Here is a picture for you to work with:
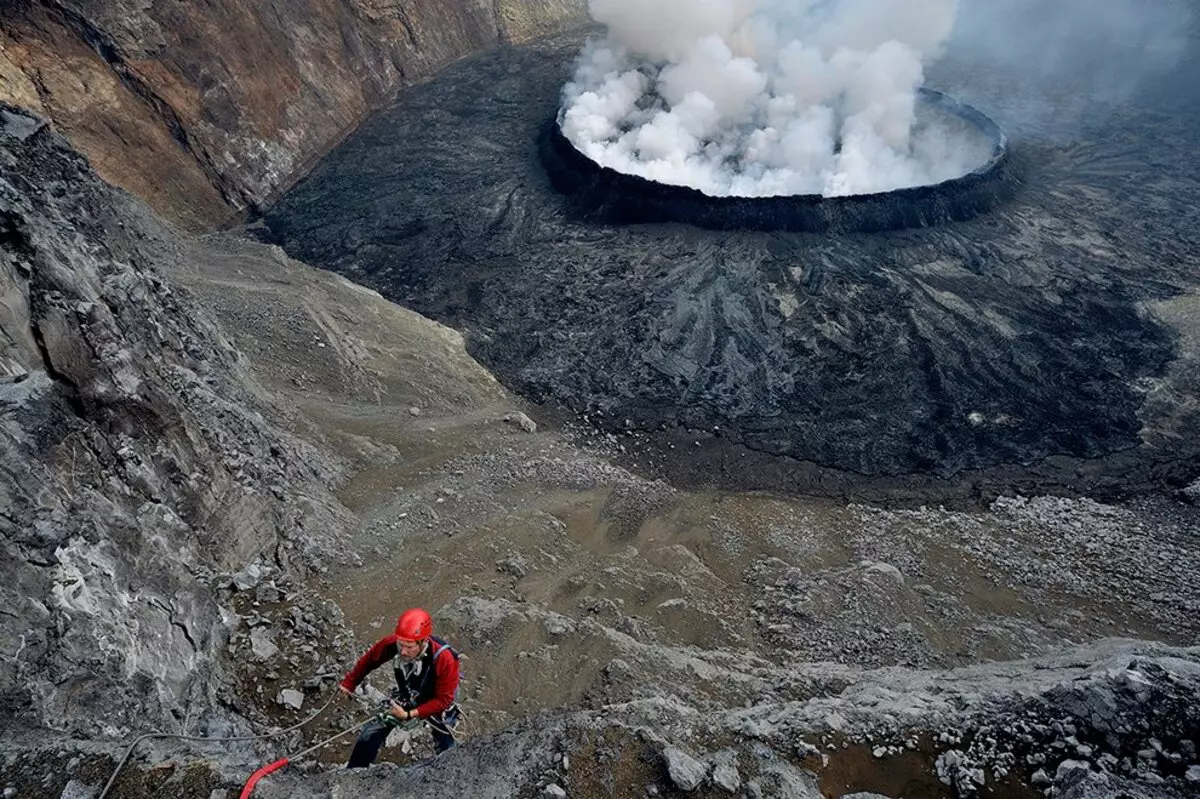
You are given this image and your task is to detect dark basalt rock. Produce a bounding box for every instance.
[264,32,1200,496]
[540,88,1011,234]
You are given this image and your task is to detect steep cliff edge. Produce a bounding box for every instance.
[0,0,587,229]
[0,101,351,740]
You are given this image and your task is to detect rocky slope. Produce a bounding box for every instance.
[0,0,587,229]
[241,640,1200,799]
[0,100,352,743]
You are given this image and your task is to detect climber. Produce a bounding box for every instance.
[338,607,461,767]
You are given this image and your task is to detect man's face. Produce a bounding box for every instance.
[398,638,423,660]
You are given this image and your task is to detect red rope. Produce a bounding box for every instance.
[238,715,373,797]
[239,758,289,799]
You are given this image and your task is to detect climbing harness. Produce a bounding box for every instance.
[374,694,465,746]
[97,692,347,799]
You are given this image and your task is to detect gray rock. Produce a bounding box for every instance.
[233,563,265,591]
[497,554,529,578]
[0,107,45,140]
[1180,480,1200,504]
[503,411,538,434]
[277,689,304,709]
[823,712,849,731]
[251,628,280,660]
[935,750,984,795]
[862,561,904,585]
[0,131,353,726]
[542,785,566,798]
[255,581,282,602]
[842,793,895,799]
[1056,759,1090,779]
[664,746,707,792]
[711,762,740,792]
[1186,765,1200,783]
[754,763,823,799]
[59,781,97,799]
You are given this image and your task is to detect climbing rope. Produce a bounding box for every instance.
[98,692,344,799]
[238,715,376,799]
[99,694,473,796]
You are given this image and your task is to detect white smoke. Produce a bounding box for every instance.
[560,0,990,197]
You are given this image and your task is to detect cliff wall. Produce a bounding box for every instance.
[0,101,350,738]
[0,0,587,229]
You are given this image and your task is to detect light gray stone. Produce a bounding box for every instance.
[250,628,280,660]
[277,688,304,709]
[232,563,264,591]
[59,781,97,799]
[711,763,740,792]
[502,411,537,433]
[664,746,707,792]
[1056,759,1090,780]
[862,561,904,585]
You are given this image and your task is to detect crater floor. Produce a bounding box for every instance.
[265,32,1200,498]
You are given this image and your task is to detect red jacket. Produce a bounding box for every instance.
[339,635,460,718]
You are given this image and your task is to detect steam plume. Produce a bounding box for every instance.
[560,0,988,197]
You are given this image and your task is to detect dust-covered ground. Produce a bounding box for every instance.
[151,228,1200,797]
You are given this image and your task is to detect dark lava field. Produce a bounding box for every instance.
[264,30,1200,500]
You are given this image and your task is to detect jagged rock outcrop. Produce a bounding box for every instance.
[0,0,588,228]
[232,640,1200,798]
[0,102,349,739]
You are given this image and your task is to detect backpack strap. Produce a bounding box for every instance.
[429,635,460,663]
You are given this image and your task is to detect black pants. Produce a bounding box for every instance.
[346,707,459,768]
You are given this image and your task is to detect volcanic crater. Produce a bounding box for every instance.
[543,87,1010,233]
[264,32,1200,498]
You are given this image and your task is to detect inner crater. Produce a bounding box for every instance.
[542,87,1009,233]
[263,21,1200,497]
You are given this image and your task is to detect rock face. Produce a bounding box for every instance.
[0,102,345,738]
[230,640,1200,799]
[0,0,587,229]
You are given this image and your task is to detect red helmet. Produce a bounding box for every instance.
[395,607,432,642]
